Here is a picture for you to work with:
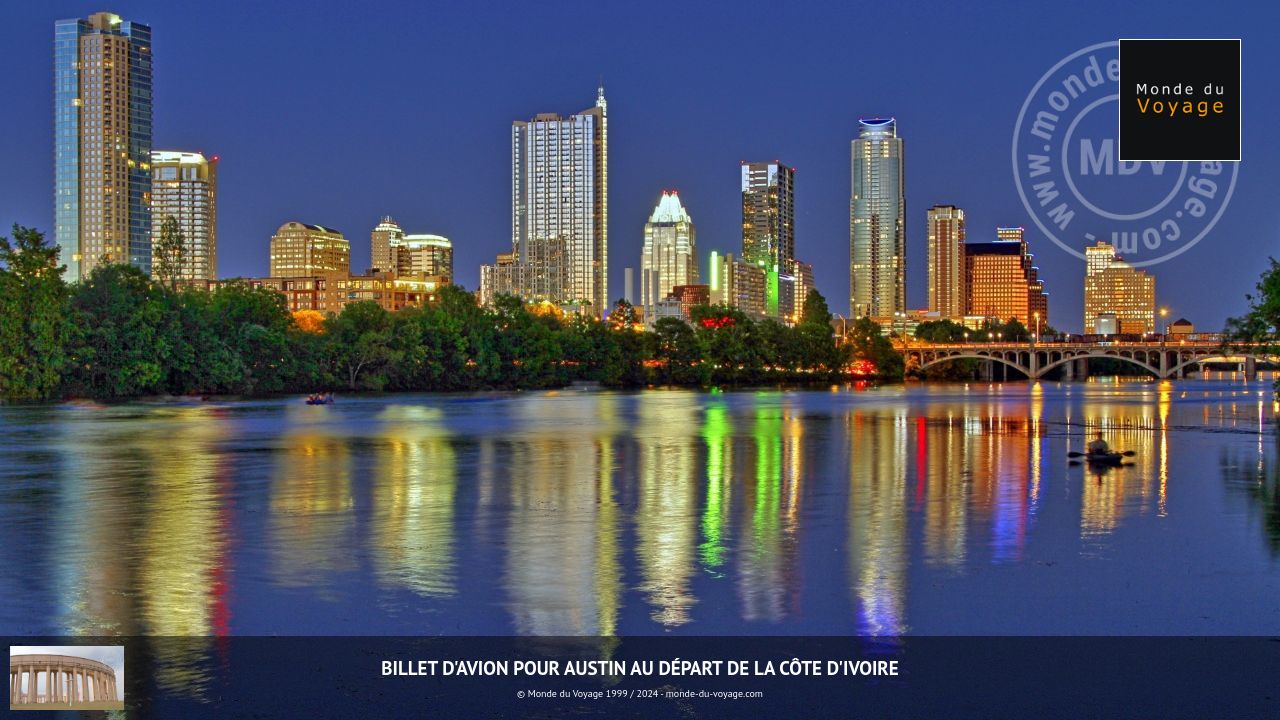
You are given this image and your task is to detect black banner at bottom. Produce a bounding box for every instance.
[6,636,1278,718]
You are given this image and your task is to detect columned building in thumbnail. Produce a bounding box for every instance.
[150,150,218,281]
[849,117,905,319]
[55,11,153,280]
[641,191,697,320]
[481,86,608,315]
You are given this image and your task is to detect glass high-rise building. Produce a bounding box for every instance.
[641,191,697,318]
[849,117,905,319]
[150,151,217,282]
[740,162,795,270]
[926,205,965,319]
[55,11,153,280]
[499,86,608,314]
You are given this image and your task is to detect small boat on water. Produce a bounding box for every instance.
[1084,452,1124,466]
[305,392,335,405]
[1067,449,1132,466]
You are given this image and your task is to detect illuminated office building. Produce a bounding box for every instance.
[397,235,453,281]
[964,229,1049,327]
[150,150,217,281]
[926,205,965,319]
[484,86,608,314]
[1083,240,1155,334]
[370,217,453,282]
[269,221,349,277]
[741,162,796,319]
[850,117,905,318]
[708,251,766,319]
[55,11,153,280]
[791,260,815,321]
[741,162,795,270]
[641,191,697,319]
[370,216,404,272]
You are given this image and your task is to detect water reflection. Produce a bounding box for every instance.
[635,394,698,627]
[371,405,456,598]
[1221,444,1280,556]
[503,396,621,636]
[847,409,908,637]
[2,376,1277,641]
[270,410,355,589]
[50,406,232,697]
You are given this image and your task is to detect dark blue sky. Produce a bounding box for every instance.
[3,1,1277,331]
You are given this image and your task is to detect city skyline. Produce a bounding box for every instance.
[3,2,1275,332]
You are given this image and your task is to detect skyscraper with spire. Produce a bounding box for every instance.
[849,117,905,319]
[483,86,609,314]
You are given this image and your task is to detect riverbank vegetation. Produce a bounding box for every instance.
[0,226,885,402]
[1225,257,1280,388]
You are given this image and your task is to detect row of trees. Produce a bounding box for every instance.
[1225,258,1280,389]
[0,226,889,402]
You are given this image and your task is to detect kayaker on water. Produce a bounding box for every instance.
[1087,431,1110,455]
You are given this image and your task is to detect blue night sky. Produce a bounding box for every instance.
[2,1,1277,331]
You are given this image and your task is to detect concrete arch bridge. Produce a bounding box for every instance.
[904,339,1277,380]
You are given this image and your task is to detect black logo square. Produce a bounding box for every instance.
[1119,39,1240,161]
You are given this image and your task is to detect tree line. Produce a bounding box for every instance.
[0,226,895,402]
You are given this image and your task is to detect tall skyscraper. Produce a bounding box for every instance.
[641,191,697,318]
[1083,240,1155,334]
[55,11,153,280]
[740,162,795,270]
[489,86,608,314]
[269,222,349,277]
[370,216,404,272]
[964,229,1049,327]
[150,150,217,281]
[849,117,905,319]
[926,205,966,319]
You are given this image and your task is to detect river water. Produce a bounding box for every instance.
[2,376,1278,640]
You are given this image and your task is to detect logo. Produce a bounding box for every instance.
[1012,41,1237,267]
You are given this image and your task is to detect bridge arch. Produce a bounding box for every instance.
[1166,353,1280,377]
[1035,353,1162,379]
[913,352,1032,378]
